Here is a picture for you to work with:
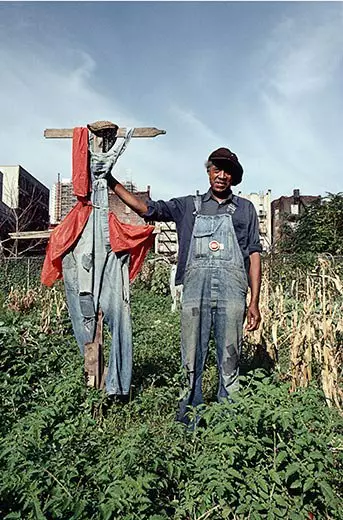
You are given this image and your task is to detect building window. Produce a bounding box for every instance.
[291,204,299,215]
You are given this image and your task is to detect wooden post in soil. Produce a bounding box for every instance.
[83,128,106,390]
[45,122,166,389]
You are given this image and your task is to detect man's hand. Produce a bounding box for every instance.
[246,302,261,331]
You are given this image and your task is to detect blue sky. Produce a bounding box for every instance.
[0,1,342,201]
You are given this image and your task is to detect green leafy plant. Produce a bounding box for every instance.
[0,274,342,519]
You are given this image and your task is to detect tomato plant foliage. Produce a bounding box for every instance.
[0,283,342,519]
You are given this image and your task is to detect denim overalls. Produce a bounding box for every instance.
[62,129,134,396]
[178,194,248,423]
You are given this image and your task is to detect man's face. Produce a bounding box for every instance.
[208,164,233,195]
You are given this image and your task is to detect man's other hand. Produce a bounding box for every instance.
[246,302,261,331]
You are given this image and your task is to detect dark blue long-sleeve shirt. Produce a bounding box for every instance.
[144,189,262,285]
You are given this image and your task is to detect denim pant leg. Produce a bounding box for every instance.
[99,251,132,396]
[213,270,247,401]
[178,270,212,423]
[62,251,94,355]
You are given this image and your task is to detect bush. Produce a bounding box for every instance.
[133,255,172,296]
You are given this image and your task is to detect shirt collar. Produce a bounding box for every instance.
[202,188,237,205]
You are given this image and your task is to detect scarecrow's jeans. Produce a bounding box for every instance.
[63,249,132,396]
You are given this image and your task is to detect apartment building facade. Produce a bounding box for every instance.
[50,178,77,224]
[238,189,272,251]
[0,165,49,232]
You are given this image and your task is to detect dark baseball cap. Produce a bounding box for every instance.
[208,147,243,186]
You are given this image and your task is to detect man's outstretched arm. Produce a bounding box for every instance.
[246,251,261,331]
[107,174,187,224]
[107,175,148,217]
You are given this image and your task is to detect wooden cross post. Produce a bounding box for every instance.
[45,122,165,389]
[44,127,166,139]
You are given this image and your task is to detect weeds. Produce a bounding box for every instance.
[247,255,343,412]
[0,259,342,519]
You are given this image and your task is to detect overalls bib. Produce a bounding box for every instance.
[62,130,134,395]
[178,194,248,423]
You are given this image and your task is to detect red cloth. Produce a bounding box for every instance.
[41,127,154,287]
[41,203,154,286]
[72,127,90,197]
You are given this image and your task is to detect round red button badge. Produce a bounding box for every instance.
[209,240,220,252]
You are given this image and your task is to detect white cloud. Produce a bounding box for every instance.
[264,11,343,99]
[235,7,343,197]
[0,2,342,212]
[0,44,148,190]
[0,42,220,201]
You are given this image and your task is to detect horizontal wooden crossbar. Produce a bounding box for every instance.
[44,127,166,139]
[9,230,51,239]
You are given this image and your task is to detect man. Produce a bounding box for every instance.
[107,147,262,424]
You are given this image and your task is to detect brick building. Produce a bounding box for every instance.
[271,189,320,244]
[108,182,150,226]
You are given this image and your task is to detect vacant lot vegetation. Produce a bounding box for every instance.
[0,257,342,519]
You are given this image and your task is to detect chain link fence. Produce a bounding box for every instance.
[0,256,44,293]
[1,253,342,296]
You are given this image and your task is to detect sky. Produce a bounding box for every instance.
[0,1,342,202]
